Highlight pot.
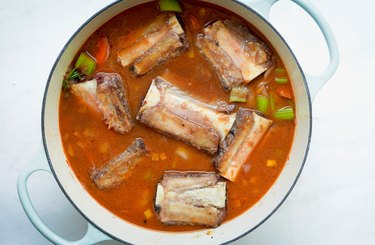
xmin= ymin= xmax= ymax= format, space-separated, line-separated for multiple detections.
xmin=17 ymin=0 xmax=339 ymax=244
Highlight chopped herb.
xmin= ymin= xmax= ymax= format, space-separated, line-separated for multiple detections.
xmin=67 ymin=68 xmax=83 ymax=80
xmin=62 ymin=80 xmax=70 ymax=90
xmin=269 ymin=93 xmax=276 ymax=111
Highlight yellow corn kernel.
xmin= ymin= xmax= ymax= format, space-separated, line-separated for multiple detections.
xmin=266 ymin=159 xmax=277 ymax=167
xmin=160 ymin=152 xmax=167 ymax=160
xmin=144 ymin=209 xmax=153 ymax=219
xmin=151 ymin=153 xmax=159 ymax=161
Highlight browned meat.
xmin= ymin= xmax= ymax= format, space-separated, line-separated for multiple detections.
xmin=214 ymin=108 xmax=273 ymax=181
xmin=90 ymin=138 xmax=148 ymax=189
xmin=133 ymin=31 xmax=187 ymax=75
xmin=196 ymin=20 xmax=272 ymax=91
xmin=136 ymin=77 xmax=236 ymax=154
xmin=71 ymin=72 xmax=133 ymax=134
xmin=118 ymin=13 xmax=188 ymax=75
xmin=196 ymin=34 xmax=243 ymax=91
xmin=154 ymin=171 xmax=227 ymax=227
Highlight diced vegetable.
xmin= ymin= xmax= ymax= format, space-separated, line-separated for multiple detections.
xmin=269 ymin=93 xmax=276 ymax=111
xmin=95 ymin=36 xmax=110 ymax=64
xmin=229 ymin=86 xmax=249 ymax=102
xmin=274 ymin=68 xmax=286 ymax=74
xmin=160 ymin=152 xmax=167 ymax=160
xmin=151 ymin=153 xmax=160 ymax=161
xmin=276 ymin=87 xmax=292 ymax=99
xmin=274 ymin=106 xmax=294 ymax=120
xmin=176 ymin=147 xmax=188 ymax=160
xmin=144 ymin=209 xmax=154 ymax=219
xmin=266 ymin=159 xmax=277 ymax=167
xmin=159 ymin=0 xmax=182 ymax=13
xmin=274 ymin=77 xmax=288 ymax=84
xmin=75 ymin=52 xmax=96 ymax=76
xmin=257 ymin=95 xmax=268 ymax=114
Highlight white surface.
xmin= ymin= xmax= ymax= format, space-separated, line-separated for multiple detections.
xmin=1 ymin=0 xmax=374 ymax=244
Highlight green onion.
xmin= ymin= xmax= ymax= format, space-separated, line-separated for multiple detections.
xmin=274 ymin=106 xmax=294 ymax=120
xmin=275 ymin=77 xmax=288 ymax=84
xmin=159 ymin=0 xmax=182 ymax=13
xmin=257 ymin=95 xmax=268 ymax=114
xmin=75 ymin=52 xmax=96 ymax=76
xmin=274 ymin=68 xmax=286 ymax=74
xmin=229 ymin=86 xmax=249 ymax=103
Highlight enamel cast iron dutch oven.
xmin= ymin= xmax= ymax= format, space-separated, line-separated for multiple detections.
xmin=17 ymin=0 xmax=339 ymax=244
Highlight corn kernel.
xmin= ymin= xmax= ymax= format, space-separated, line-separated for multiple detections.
xmin=151 ymin=153 xmax=160 ymax=161
xmin=160 ymin=152 xmax=167 ymax=160
xmin=144 ymin=209 xmax=153 ymax=219
xmin=266 ymin=159 xmax=277 ymax=167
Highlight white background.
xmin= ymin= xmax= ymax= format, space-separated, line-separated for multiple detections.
xmin=1 ymin=0 xmax=374 ymax=244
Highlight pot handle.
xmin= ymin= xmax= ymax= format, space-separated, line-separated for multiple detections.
xmin=17 ymin=145 xmax=111 ymax=244
xmin=242 ymin=0 xmax=339 ymax=99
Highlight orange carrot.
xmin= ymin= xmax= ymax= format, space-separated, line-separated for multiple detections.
xmin=276 ymin=87 xmax=292 ymax=99
xmin=189 ymin=15 xmax=199 ymax=30
xmin=95 ymin=36 xmax=110 ymax=64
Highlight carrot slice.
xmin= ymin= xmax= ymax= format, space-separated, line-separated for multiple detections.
xmin=189 ymin=15 xmax=199 ymax=30
xmin=96 ymin=36 xmax=110 ymax=64
xmin=276 ymin=87 xmax=292 ymax=99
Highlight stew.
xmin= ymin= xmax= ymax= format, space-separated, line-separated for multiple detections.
xmin=59 ymin=0 xmax=295 ymax=232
